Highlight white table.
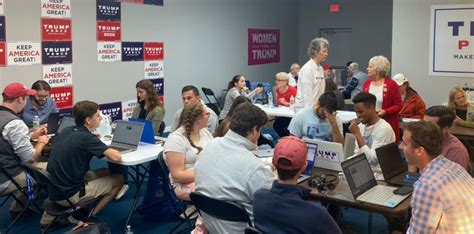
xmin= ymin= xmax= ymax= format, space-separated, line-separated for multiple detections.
xmin=336 ymin=110 xmax=358 ymax=124
xmin=255 ymin=104 xmax=295 ymax=118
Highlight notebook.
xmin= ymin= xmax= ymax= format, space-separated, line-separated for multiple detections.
xmin=297 ymin=143 xmax=318 ymax=183
xmin=375 ymin=143 xmax=419 ymax=187
xmin=303 ymin=138 xmax=346 ymax=171
xmin=128 ymin=118 xmax=155 ymax=144
xmin=109 ymin=121 xmax=144 ymax=154
xmin=341 ymin=153 xmax=410 ymax=208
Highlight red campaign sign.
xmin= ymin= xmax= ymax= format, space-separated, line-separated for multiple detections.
xmin=0 ymin=42 xmax=5 ymax=67
xmin=97 ymin=21 xmax=121 ymax=41
xmin=144 ymin=42 xmax=163 ymax=60
xmin=41 ymin=18 xmax=72 ymax=41
xmin=248 ymin=28 xmax=280 ymax=65
xmin=50 ymin=86 xmax=73 ymax=109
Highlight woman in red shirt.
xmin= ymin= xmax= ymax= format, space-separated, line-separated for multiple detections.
xmin=362 ymin=56 xmax=403 ymax=142
xmin=392 ymin=73 xmax=426 ymax=119
xmin=273 ymin=72 xmax=297 ymax=137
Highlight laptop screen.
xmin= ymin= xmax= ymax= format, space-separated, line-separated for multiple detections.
xmin=303 ymin=143 xmax=318 ymax=175
xmin=375 ymin=143 xmax=407 ymax=180
xmin=342 ymin=154 xmax=377 ymax=198
xmin=113 ymin=121 xmax=144 ymax=146
xmin=47 ymin=113 xmax=61 ymax=134
xmin=57 ymin=117 xmax=76 ymax=135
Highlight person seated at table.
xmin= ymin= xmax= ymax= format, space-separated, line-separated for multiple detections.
xmin=448 ymin=86 xmax=474 ymax=128
xmin=253 ymin=136 xmax=341 ymax=234
xmin=349 ymin=92 xmax=395 ymax=174
xmin=133 ymin=79 xmax=165 ymax=135
xmin=215 ymin=96 xmax=252 ymax=137
xmin=363 ymin=55 xmax=402 ymax=142
xmin=287 ymin=63 xmax=300 ymax=87
xmin=288 ymin=92 xmax=344 ymax=144
xmin=164 ymin=102 xmax=213 ymax=201
xmin=423 ymin=106 xmax=470 ymax=172
xmin=195 ymin=102 xmax=275 ymax=233
xmin=40 ymin=101 xmax=124 ymax=230
xmin=219 ymin=75 xmax=263 ymax=120
xmin=342 ymin=62 xmax=368 ymax=99
xmin=325 ymin=78 xmax=346 ymax=110
xmin=392 ymin=73 xmax=426 ymax=119
xmin=171 ymin=85 xmax=218 ymax=134
xmin=1 ymin=82 xmax=49 ymax=217
xmin=273 ymin=72 xmax=297 ymax=137
xmin=21 ymin=80 xmax=59 ymax=128
xmin=400 ymin=121 xmax=474 ymax=233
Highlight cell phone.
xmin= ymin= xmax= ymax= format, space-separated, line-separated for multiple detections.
xmin=393 ymin=186 xmax=413 ymax=195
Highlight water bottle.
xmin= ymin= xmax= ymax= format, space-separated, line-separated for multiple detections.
xmin=289 ymin=95 xmax=295 ymax=109
xmin=267 ymin=92 xmax=273 ymax=107
xmin=125 ymin=225 xmax=134 ymax=234
xmin=33 ymin=115 xmax=40 ymax=129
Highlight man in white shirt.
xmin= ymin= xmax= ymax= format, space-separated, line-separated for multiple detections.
xmin=295 ymin=37 xmax=329 ymax=111
xmin=171 ymin=85 xmax=218 ymax=134
xmin=194 ymin=102 xmax=275 ymax=233
xmin=288 ymin=63 xmax=300 ymax=87
xmin=349 ymin=92 xmax=395 ymax=173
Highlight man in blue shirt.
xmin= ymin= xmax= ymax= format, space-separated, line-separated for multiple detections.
xmin=253 ymin=136 xmax=341 ymax=234
xmin=21 ymin=80 xmax=58 ymax=128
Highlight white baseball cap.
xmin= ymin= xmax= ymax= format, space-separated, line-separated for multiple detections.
xmin=393 ymin=74 xmax=408 ymax=86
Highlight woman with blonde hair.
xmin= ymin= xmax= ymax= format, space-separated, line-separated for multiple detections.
xmin=163 ymin=102 xmax=213 ymax=200
xmin=133 ymin=79 xmax=165 ymax=136
xmin=448 ymin=87 xmax=474 ymax=128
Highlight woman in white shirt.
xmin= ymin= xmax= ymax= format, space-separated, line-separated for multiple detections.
xmin=219 ymin=75 xmax=263 ymax=120
xmin=163 ymin=102 xmax=213 ymax=200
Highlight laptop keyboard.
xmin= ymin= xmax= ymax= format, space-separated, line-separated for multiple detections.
xmin=110 ymin=145 xmax=130 ymax=152
xmin=359 ymin=186 xmax=395 ymax=204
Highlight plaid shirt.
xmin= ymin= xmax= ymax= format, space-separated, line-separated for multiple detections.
xmin=408 ymin=156 xmax=474 ymax=233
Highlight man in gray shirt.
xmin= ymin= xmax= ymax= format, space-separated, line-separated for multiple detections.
xmin=0 ymin=82 xmax=49 ymax=215
xmin=195 ymin=102 xmax=275 ymax=233
xmin=171 ymin=85 xmax=218 ymax=134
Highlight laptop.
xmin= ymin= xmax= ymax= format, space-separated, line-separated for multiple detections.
xmin=344 ymin=133 xmax=356 ymax=159
xmin=297 ymin=142 xmax=318 ymax=183
xmin=56 ymin=117 xmax=76 ymax=135
xmin=341 ymin=153 xmax=410 ymax=208
xmin=46 ymin=113 xmax=61 ymax=135
xmin=129 ymin=118 xmax=155 ymax=144
xmin=303 ymin=138 xmax=345 ymax=171
xmin=109 ymin=120 xmax=145 ymax=154
xmin=375 ymin=143 xmax=420 ymax=187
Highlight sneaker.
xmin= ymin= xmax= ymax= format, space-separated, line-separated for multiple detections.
xmin=115 ymin=184 xmax=129 ymax=201
xmin=179 ymin=205 xmax=198 ymax=219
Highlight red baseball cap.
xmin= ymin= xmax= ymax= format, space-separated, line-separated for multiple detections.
xmin=273 ymin=136 xmax=308 ymax=170
xmin=2 ymin=82 xmax=36 ymax=99
xmin=323 ymin=64 xmax=332 ymax=71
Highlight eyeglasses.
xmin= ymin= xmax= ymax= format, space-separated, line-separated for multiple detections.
xmin=35 ymin=94 xmax=49 ymax=99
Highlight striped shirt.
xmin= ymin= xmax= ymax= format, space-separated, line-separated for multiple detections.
xmin=408 ymin=155 xmax=474 ymax=233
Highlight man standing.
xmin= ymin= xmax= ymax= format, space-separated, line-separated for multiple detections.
xmin=342 ymin=62 xmax=368 ymax=99
xmin=288 ymin=92 xmax=343 ymax=144
xmin=0 ymin=82 xmax=49 ymax=215
xmin=349 ymin=92 xmax=395 ymax=173
xmin=295 ymin=37 xmax=329 ymax=111
xmin=171 ymin=85 xmax=218 ymax=134
xmin=423 ymin=105 xmax=470 ymax=172
xmin=194 ymin=102 xmax=275 ymax=233
xmin=21 ymin=80 xmax=59 ymax=128
xmin=287 ymin=63 xmax=300 ymax=87
xmin=253 ymin=136 xmax=341 ymax=234
xmin=400 ymin=121 xmax=474 ymax=233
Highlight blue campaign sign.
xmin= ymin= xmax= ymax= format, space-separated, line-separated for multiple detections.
xmin=99 ymin=101 xmax=123 ymax=122
xmin=121 ymin=42 xmax=144 ymax=62
xmin=42 ymin=41 xmax=73 ymax=64
xmin=150 ymin=78 xmax=164 ymax=95
xmin=97 ymin=0 xmax=121 ymax=21
xmin=0 ymin=16 xmax=5 ymax=41
xmin=144 ymin=0 xmax=164 ymax=6
xmin=59 ymin=108 xmax=73 ymax=117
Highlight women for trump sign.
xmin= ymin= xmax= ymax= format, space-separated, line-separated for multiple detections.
xmin=248 ymin=28 xmax=280 ymax=65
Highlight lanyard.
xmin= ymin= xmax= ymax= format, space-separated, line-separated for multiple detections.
xmin=25 ymin=171 xmax=35 ymax=202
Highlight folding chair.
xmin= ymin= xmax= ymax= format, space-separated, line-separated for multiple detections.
xmin=20 ymin=163 xmax=102 ymax=234
xmin=201 ymin=87 xmax=222 ymax=115
xmin=0 ymin=166 xmax=42 ymax=234
xmin=190 ymin=191 xmax=253 ymax=227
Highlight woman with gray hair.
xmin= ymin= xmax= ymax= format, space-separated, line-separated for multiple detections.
xmin=362 ymin=55 xmax=402 ymax=142
xmin=294 ymin=37 xmax=329 ymax=112
xmin=273 ymin=72 xmax=297 ymax=137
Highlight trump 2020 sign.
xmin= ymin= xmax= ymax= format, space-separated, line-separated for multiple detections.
xmin=429 ymin=4 xmax=474 ymax=77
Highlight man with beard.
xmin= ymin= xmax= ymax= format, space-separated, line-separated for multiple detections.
xmin=21 ymin=80 xmax=58 ymax=128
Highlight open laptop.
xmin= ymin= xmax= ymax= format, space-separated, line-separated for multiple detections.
xmin=342 ymin=153 xmax=410 ymax=208
xmin=344 ymin=133 xmax=356 ymax=159
xmin=129 ymin=118 xmax=155 ymax=144
xmin=297 ymin=142 xmax=318 ymax=183
xmin=56 ymin=117 xmax=76 ymax=135
xmin=303 ymin=138 xmax=345 ymax=171
xmin=376 ymin=143 xmax=419 ymax=187
xmin=46 ymin=113 xmax=61 ymax=135
xmin=109 ymin=120 xmax=145 ymax=154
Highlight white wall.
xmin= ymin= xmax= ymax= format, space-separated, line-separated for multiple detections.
xmin=392 ymin=0 xmax=473 ymax=106
xmin=0 ymin=0 xmax=299 ymax=124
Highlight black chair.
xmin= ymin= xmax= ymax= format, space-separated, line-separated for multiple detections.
xmin=156 ymin=152 xmax=196 ymax=233
xmin=0 ymin=166 xmax=42 ymax=234
xmin=158 ymin=121 xmax=166 ymax=136
xmin=190 ymin=191 xmax=253 ymax=227
xmin=20 ymin=163 xmax=101 ymax=233
xmin=201 ymin=87 xmax=222 ymax=115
